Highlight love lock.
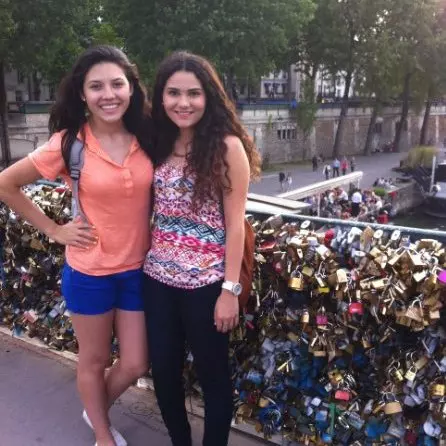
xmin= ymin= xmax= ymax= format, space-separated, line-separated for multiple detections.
xmin=383 ymin=393 xmax=403 ymax=415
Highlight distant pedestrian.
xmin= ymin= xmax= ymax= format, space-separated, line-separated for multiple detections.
xmin=279 ymin=171 xmax=286 ymax=191
xmin=323 ymin=164 xmax=331 ymax=180
xmin=350 ymin=156 xmax=356 ymax=172
xmin=351 ymin=189 xmax=363 ymax=217
xmin=285 ymin=172 xmax=293 ymax=191
xmin=341 ymin=157 xmax=348 ymax=175
xmin=332 ymin=158 xmax=340 ymax=177
xmin=312 ymin=155 xmax=318 ymax=172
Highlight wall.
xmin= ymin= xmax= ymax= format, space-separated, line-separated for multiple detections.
xmin=2 ymin=113 xmax=49 ymax=162
xmin=5 ymin=105 xmax=446 ymax=164
xmin=390 ymin=181 xmax=425 ymax=216
xmin=241 ymin=105 xmax=446 ymax=162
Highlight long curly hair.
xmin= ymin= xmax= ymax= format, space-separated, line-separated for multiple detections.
xmin=152 ymin=51 xmax=261 ymax=204
xmin=49 ymin=45 xmax=153 ymax=169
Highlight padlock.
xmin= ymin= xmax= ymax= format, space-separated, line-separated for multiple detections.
xmin=384 ymin=395 xmax=403 ymax=415
xmin=288 ymin=269 xmax=303 ymax=291
xmin=334 ymin=389 xmax=351 ymax=401
xmin=390 ymin=366 xmax=405 ymax=383
xmin=301 ymin=265 xmax=314 ymax=277
xmin=316 ymin=307 xmax=328 ymax=326
xmin=405 ymin=366 xmax=417 ymax=382
xmin=430 ymin=383 xmax=446 ymax=398
xmin=348 ymin=301 xmax=364 ymax=316
xmin=301 ymin=309 xmax=310 ymax=324
xmin=405 ymin=299 xmax=424 ymax=323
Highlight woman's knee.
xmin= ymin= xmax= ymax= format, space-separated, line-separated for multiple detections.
xmin=78 ymin=352 xmax=110 ymax=376
xmin=119 ymin=357 xmax=148 ymax=380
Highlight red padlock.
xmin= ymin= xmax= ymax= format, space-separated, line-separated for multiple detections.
xmin=334 ymin=389 xmax=351 ymax=401
xmin=348 ymin=302 xmax=364 ymax=315
xmin=404 ymin=430 xmax=417 ymax=446
xmin=273 ymin=261 xmax=283 ymax=274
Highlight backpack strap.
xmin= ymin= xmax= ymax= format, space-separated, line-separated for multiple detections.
xmin=69 ymin=139 xmax=88 ymax=222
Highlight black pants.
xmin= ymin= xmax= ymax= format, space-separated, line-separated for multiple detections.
xmin=351 ymin=202 xmax=360 ymax=217
xmin=143 ymin=275 xmax=233 ymax=446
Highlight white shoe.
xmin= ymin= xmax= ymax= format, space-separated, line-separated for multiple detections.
xmin=83 ymin=410 xmax=127 ymax=446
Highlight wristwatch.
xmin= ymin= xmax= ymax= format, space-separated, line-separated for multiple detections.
xmin=222 ymin=281 xmax=243 ymax=297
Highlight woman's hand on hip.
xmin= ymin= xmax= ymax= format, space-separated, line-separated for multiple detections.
xmin=49 ymin=217 xmax=98 ymax=249
xmin=214 ymin=290 xmax=239 ymax=333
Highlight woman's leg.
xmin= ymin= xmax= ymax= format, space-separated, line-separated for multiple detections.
xmin=105 ymin=269 xmax=148 ymax=406
xmin=105 ymin=310 xmax=148 ymax=406
xmin=143 ymin=276 xmax=191 ymax=446
xmin=181 ymin=282 xmax=233 ymax=446
xmin=71 ymin=312 xmax=116 ymax=445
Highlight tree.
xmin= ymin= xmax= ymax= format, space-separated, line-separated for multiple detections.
xmin=294 ymin=79 xmax=319 ymax=159
xmin=0 ymin=0 xmax=103 ymax=166
xmin=103 ymin=0 xmax=315 ymax=91
xmin=320 ymin=0 xmax=390 ymax=159
xmin=416 ymin=6 xmax=446 ymax=145
xmin=386 ymin=0 xmax=438 ymax=152
xmin=355 ymin=4 xmax=403 ymax=155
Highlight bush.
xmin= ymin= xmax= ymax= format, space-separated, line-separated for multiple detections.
xmin=373 ymin=187 xmax=387 ymax=197
xmin=406 ymin=145 xmax=439 ymax=168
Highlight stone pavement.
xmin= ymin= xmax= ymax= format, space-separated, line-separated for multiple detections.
xmin=250 ymin=152 xmax=407 ymax=196
xmin=0 ymin=332 xmax=265 ymax=446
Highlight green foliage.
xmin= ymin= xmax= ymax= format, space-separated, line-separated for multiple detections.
xmin=294 ymin=78 xmax=318 ymax=137
xmin=406 ymin=146 xmax=439 ymax=168
xmin=102 ymin=0 xmax=315 ymax=83
xmin=90 ymin=22 xmax=124 ymax=48
xmin=373 ymin=187 xmax=387 ymax=198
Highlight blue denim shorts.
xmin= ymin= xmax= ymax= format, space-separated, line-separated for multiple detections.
xmin=62 ymin=264 xmax=144 ymax=315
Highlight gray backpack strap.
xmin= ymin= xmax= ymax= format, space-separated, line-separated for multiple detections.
xmin=69 ymin=139 xmax=88 ymax=222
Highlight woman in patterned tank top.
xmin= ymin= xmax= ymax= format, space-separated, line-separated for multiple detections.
xmin=142 ymin=52 xmax=261 ymax=446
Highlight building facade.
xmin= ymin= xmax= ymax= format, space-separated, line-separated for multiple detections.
xmin=4 ymin=69 xmax=52 ymax=105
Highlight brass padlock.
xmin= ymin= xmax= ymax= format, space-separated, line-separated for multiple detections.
xmin=390 ymin=367 xmax=404 ymax=383
xmin=404 ymin=366 xmax=417 ymax=382
xmin=302 ymin=265 xmax=314 ymax=277
xmin=384 ymin=395 xmax=402 ymax=415
xmin=430 ymin=383 xmax=446 ymax=398
xmin=288 ymin=270 xmax=303 ymax=291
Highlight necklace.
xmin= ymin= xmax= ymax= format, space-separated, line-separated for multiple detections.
xmin=172 ymin=152 xmax=187 ymax=158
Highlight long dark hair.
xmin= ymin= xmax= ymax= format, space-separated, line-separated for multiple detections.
xmin=49 ymin=45 xmax=153 ymax=168
xmin=152 ymin=51 xmax=261 ymax=204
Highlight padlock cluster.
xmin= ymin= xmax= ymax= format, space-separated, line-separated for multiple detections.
xmin=0 ymin=184 xmax=78 ymax=352
xmin=227 ymin=215 xmax=446 ymax=444
xmin=1 ymin=185 xmax=446 ymax=444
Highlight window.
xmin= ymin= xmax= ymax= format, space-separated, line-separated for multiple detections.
xmin=277 ymin=130 xmax=282 ymax=140
xmin=292 ymin=129 xmax=297 ymax=139
xmin=374 ymin=122 xmax=383 ymax=134
xmin=287 ymin=129 xmax=291 ymax=139
xmin=17 ymin=71 xmax=25 ymax=84
xmin=282 ymin=129 xmax=286 ymax=139
xmin=15 ymin=90 xmax=23 ymax=102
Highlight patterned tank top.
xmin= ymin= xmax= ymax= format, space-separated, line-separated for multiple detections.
xmin=143 ymin=162 xmax=226 ymax=289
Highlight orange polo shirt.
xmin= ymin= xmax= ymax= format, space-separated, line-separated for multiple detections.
xmin=28 ymin=123 xmax=153 ymax=276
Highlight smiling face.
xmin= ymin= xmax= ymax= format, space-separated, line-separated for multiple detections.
xmin=162 ymin=70 xmax=206 ymax=130
xmin=82 ymin=62 xmax=133 ymax=125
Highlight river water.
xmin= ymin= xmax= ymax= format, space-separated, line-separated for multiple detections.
xmin=393 ymin=207 xmax=446 ymax=231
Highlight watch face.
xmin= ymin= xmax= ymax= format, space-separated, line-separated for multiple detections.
xmin=233 ymin=283 xmax=243 ymax=296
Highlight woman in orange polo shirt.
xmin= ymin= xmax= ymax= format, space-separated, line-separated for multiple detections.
xmin=0 ymin=46 xmax=153 ymax=446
